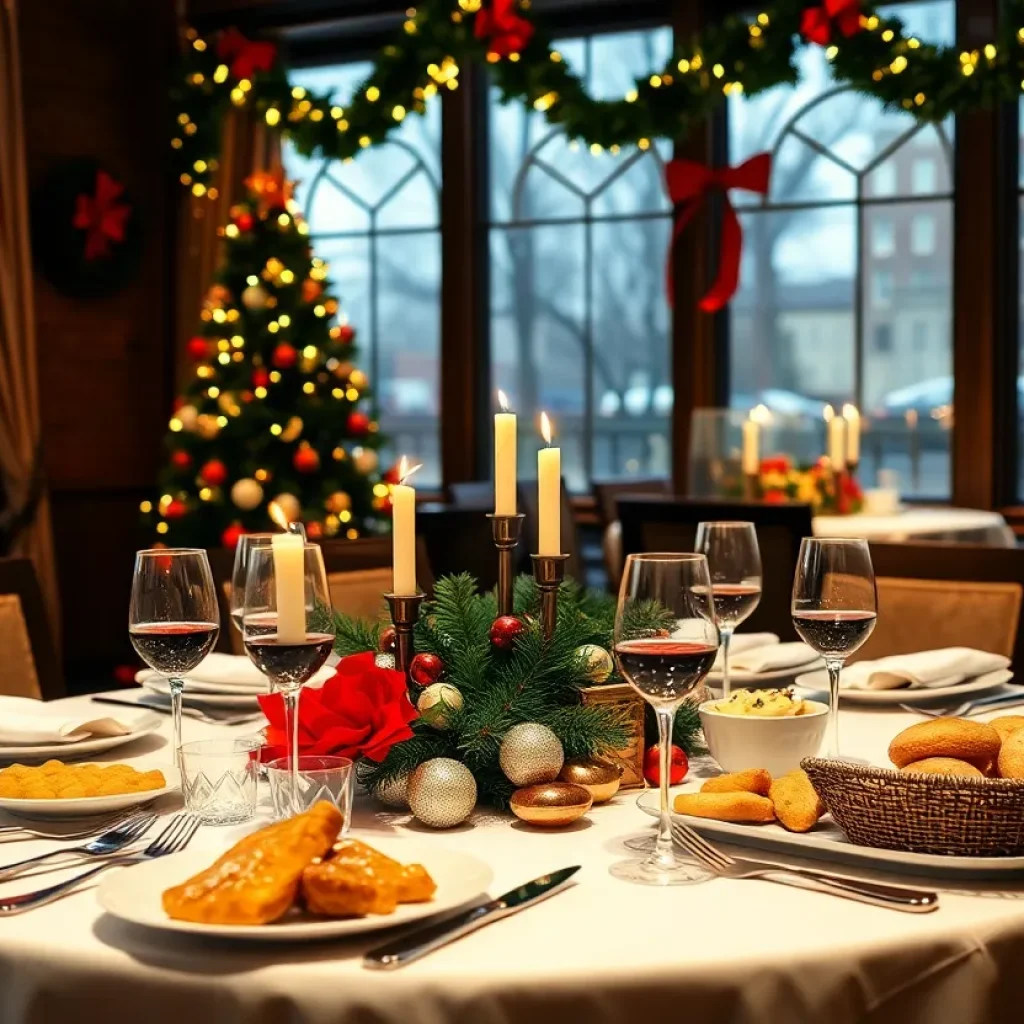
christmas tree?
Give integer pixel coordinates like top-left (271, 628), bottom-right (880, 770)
top-left (144, 171), bottom-right (389, 548)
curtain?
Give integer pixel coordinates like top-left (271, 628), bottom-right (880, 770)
top-left (0, 0), bottom-right (60, 641)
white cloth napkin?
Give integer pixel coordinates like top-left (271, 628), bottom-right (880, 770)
top-left (0, 696), bottom-right (138, 746)
top-left (136, 652), bottom-right (335, 691)
top-left (838, 648), bottom-right (1011, 690)
top-left (712, 633), bottom-right (779, 672)
top-left (724, 642), bottom-right (820, 674)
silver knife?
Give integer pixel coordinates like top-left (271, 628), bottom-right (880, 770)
top-left (363, 865), bottom-right (580, 970)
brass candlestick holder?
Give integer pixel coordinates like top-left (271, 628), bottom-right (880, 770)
top-left (743, 473), bottom-right (759, 501)
top-left (384, 592), bottom-right (425, 678)
top-left (488, 512), bottom-right (525, 617)
top-left (531, 554), bottom-right (569, 643)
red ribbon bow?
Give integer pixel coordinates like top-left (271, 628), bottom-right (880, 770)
top-left (72, 170), bottom-right (132, 262)
top-left (800, 0), bottom-right (862, 46)
top-left (216, 27), bottom-right (277, 81)
top-left (665, 152), bottom-right (772, 313)
top-left (474, 0), bottom-right (535, 57)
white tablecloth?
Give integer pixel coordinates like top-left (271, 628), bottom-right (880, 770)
top-left (3, 694), bottom-right (1024, 1024)
top-left (813, 507), bottom-right (1015, 547)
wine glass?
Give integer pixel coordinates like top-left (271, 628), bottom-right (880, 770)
top-left (242, 542), bottom-right (336, 817)
top-left (612, 553), bottom-right (720, 886)
top-left (695, 521), bottom-right (762, 698)
top-left (791, 538), bottom-right (877, 758)
top-left (229, 534), bottom-right (274, 635)
top-left (129, 549), bottom-right (220, 763)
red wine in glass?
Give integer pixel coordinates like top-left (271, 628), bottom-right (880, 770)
top-left (615, 639), bottom-right (718, 704)
top-left (130, 622), bottom-right (219, 676)
top-left (710, 583), bottom-right (762, 629)
top-left (792, 610), bottom-right (877, 657)
top-left (244, 633), bottom-right (334, 687)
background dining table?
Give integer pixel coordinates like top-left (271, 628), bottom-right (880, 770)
top-left (2, 692), bottom-right (1024, 1024)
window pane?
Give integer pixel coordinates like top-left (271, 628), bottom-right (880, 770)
top-left (727, 0), bottom-right (954, 500)
top-left (283, 63), bottom-right (442, 486)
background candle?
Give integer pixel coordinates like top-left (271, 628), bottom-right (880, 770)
top-left (494, 391), bottom-right (517, 515)
top-left (842, 404), bottom-right (861, 464)
top-left (741, 415), bottom-right (760, 475)
top-left (538, 412), bottom-right (561, 556)
top-left (271, 532), bottom-right (305, 644)
top-left (828, 415), bottom-right (846, 473)
top-left (392, 456), bottom-right (418, 595)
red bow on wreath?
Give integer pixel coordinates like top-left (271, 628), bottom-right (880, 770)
top-left (665, 153), bottom-right (772, 313)
top-left (800, 0), bottom-right (862, 46)
top-left (216, 27), bottom-right (277, 81)
top-left (72, 170), bottom-right (132, 262)
top-left (474, 0), bottom-right (535, 57)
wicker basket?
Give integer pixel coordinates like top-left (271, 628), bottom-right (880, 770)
top-left (802, 757), bottom-right (1024, 857)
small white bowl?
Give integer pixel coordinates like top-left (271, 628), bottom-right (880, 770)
top-left (698, 699), bottom-right (829, 777)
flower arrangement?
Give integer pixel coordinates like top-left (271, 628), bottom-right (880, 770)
top-left (756, 456), bottom-right (863, 515)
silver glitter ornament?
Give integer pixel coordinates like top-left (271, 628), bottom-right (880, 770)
top-left (408, 758), bottom-right (477, 828)
top-left (499, 723), bottom-right (564, 787)
top-left (374, 652), bottom-right (397, 670)
top-left (372, 770), bottom-right (410, 809)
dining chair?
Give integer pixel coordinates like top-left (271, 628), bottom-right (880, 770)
top-left (0, 557), bottom-right (64, 700)
top-left (859, 541), bottom-right (1024, 669)
top-left (617, 496), bottom-right (814, 640)
top-left (592, 478), bottom-right (674, 589)
top-left (417, 506), bottom-right (519, 595)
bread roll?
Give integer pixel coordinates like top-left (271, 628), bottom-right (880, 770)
top-left (997, 729), bottom-right (1024, 779)
top-left (888, 719), bottom-right (1000, 770)
top-left (769, 770), bottom-right (824, 833)
top-left (701, 769), bottom-right (772, 797)
top-left (673, 791), bottom-right (775, 824)
top-left (899, 757), bottom-right (984, 779)
top-left (990, 716), bottom-right (1024, 744)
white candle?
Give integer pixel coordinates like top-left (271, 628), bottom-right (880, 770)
top-left (271, 532), bottom-right (305, 644)
top-left (829, 415), bottom-right (846, 473)
top-left (842, 404), bottom-right (861, 464)
top-left (494, 391), bottom-right (517, 516)
top-left (392, 456), bottom-right (419, 596)
top-left (741, 416), bottom-right (760, 476)
top-left (538, 412), bottom-right (561, 556)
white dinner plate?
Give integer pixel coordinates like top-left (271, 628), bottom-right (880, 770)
top-left (0, 765), bottom-right (179, 819)
top-left (98, 839), bottom-right (494, 941)
top-left (707, 663), bottom-right (821, 686)
top-left (0, 712), bottom-right (163, 764)
top-left (794, 668), bottom-right (1014, 705)
top-left (158, 677), bottom-right (266, 696)
top-left (142, 679), bottom-right (260, 710)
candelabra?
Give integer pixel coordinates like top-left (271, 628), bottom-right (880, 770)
top-left (488, 513), bottom-right (525, 617)
top-left (531, 554), bottom-right (569, 643)
top-left (384, 592), bottom-right (425, 678)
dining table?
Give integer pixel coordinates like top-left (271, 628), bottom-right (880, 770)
top-left (2, 692), bottom-right (1024, 1024)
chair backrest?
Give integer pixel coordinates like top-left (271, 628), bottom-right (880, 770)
top-left (863, 542), bottom-right (1024, 667)
top-left (592, 478), bottom-right (673, 530)
top-left (417, 506), bottom-right (525, 594)
top-left (448, 481), bottom-right (496, 510)
top-left (0, 557), bottom-right (63, 700)
top-left (617, 497), bottom-right (814, 640)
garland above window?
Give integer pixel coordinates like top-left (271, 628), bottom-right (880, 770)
top-left (172, 0), bottom-right (1024, 196)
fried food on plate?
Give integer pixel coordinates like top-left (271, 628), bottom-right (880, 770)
top-left (900, 757), bottom-right (984, 779)
top-left (0, 761), bottom-right (165, 800)
top-left (769, 770), bottom-right (824, 833)
top-left (162, 802), bottom-right (342, 926)
top-left (701, 769), bottom-right (772, 797)
top-left (673, 791), bottom-right (775, 824)
top-left (888, 719), bottom-right (1000, 771)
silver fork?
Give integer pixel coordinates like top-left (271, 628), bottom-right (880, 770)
top-left (0, 814), bottom-right (201, 914)
top-left (670, 819), bottom-right (939, 912)
top-left (0, 811), bottom-right (135, 842)
top-left (0, 814), bottom-right (155, 880)
top-left (898, 690), bottom-right (1024, 719)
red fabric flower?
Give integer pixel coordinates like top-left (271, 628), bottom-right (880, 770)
top-left (763, 490), bottom-right (787, 505)
top-left (216, 28), bottom-right (277, 81)
top-left (257, 652), bottom-right (417, 763)
top-left (759, 456), bottom-right (791, 474)
top-left (801, 0), bottom-right (862, 46)
top-left (474, 0), bottom-right (534, 57)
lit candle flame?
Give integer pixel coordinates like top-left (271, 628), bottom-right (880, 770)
top-left (823, 403), bottom-right (835, 422)
top-left (268, 501), bottom-right (290, 531)
top-left (398, 455), bottom-right (423, 487)
top-left (750, 403), bottom-right (772, 425)
top-left (540, 411), bottom-right (554, 445)
top-left (842, 403), bottom-right (859, 420)
top-left (497, 389), bottom-right (510, 412)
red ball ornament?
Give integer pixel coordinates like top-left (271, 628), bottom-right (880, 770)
top-left (293, 445), bottom-right (320, 474)
top-left (489, 615), bottom-right (525, 650)
top-left (379, 626), bottom-right (397, 653)
top-left (163, 499), bottom-right (187, 520)
top-left (305, 520), bottom-right (324, 540)
top-left (170, 450), bottom-right (192, 471)
top-left (235, 211), bottom-right (255, 233)
top-left (221, 522), bottom-right (246, 549)
top-left (643, 744), bottom-right (688, 787)
top-left (338, 324), bottom-right (355, 344)
top-left (382, 463), bottom-right (401, 485)
top-left (272, 343), bottom-right (298, 370)
top-left (186, 336), bottom-right (210, 362)
top-left (409, 653), bottom-right (444, 687)
top-left (347, 411), bottom-right (370, 435)
top-left (252, 367), bottom-right (270, 389)
top-left (199, 459), bottom-right (228, 487)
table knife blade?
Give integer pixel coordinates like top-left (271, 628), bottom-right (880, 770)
top-left (363, 865), bottom-right (580, 970)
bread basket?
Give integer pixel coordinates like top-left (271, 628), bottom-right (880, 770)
top-left (802, 757), bottom-right (1024, 857)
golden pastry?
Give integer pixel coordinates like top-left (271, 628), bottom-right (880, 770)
top-left (990, 716), bottom-right (1024, 744)
top-left (162, 802), bottom-right (342, 925)
top-left (769, 770), bottom-right (824, 833)
top-left (997, 730), bottom-right (1024, 780)
top-left (673, 791), bottom-right (775, 824)
top-left (888, 719), bottom-right (1000, 770)
top-left (701, 769), bottom-right (772, 797)
top-left (0, 761), bottom-right (165, 800)
top-left (900, 757), bottom-right (984, 778)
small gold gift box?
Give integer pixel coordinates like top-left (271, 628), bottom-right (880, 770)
top-left (580, 682), bottom-right (645, 789)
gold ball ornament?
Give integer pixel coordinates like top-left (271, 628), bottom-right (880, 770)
top-left (408, 758), bottom-right (477, 828)
top-left (417, 683), bottom-right (463, 729)
top-left (325, 490), bottom-right (352, 514)
top-left (204, 284), bottom-right (232, 309)
top-left (230, 477), bottom-right (264, 511)
top-left (577, 644), bottom-right (613, 683)
top-left (241, 284), bottom-right (270, 310)
top-left (372, 771), bottom-right (410, 809)
top-left (499, 723), bottom-right (564, 787)
top-left (176, 404), bottom-right (199, 432)
top-left (351, 446), bottom-right (378, 475)
top-left (333, 361), bottom-right (354, 380)
top-left (510, 783), bottom-right (592, 827)
top-left (196, 414), bottom-right (221, 439)
top-left (280, 416), bottom-right (304, 443)
top-left (271, 492), bottom-right (301, 522)
top-left (348, 369), bottom-right (368, 390)
top-left (558, 757), bottom-right (622, 803)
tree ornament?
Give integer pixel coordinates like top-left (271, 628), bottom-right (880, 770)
top-left (577, 643), bottom-right (613, 683)
top-left (221, 521), bottom-right (246, 549)
top-left (474, 0), bottom-right (535, 57)
top-left (302, 278), bottom-right (323, 303)
top-left (280, 416), bottom-right (304, 443)
top-left (195, 414), bottom-right (220, 439)
top-left (241, 283), bottom-right (270, 310)
top-left (234, 210), bottom-right (254, 233)
top-left (382, 463), bottom-right (402, 485)
top-left (801, 0), bottom-right (862, 46)
top-left (409, 652), bottom-right (444, 687)
top-left (163, 498), bottom-right (187, 520)
top-left (170, 450), bottom-right (193, 471)
top-left (417, 682), bottom-right (463, 729)
top-left (348, 369), bottom-right (368, 391)
top-left (199, 459), bottom-right (228, 487)
top-left (374, 652), bottom-right (397, 671)
top-left (371, 770), bottom-right (409, 809)
top-left (230, 477), bottom-right (264, 510)
top-left (510, 782), bottom-right (592, 827)
top-left (338, 323), bottom-right (355, 344)
top-left (252, 367), bottom-right (270, 389)
top-left (408, 758), bottom-right (476, 828)
top-left (489, 615), bottom-right (525, 650)
top-left (379, 625), bottom-right (397, 653)
top-left (499, 723), bottom-right (564, 787)
top-left (176, 405), bottom-right (198, 432)
top-left (324, 490), bottom-right (351, 515)
top-left (186, 336), bottom-right (210, 361)
top-left (305, 520), bottom-right (324, 540)
top-left (352, 446), bottom-right (378, 475)
top-left (644, 743), bottom-right (688, 786)
top-left (271, 492), bottom-right (300, 521)
top-left (347, 411), bottom-right (370, 435)
top-left (205, 284), bottom-right (232, 308)
top-left (272, 342), bottom-right (297, 369)
top-left (333, 360), bottom-right (354, 380)
top-left (558, 758), bottom-right (622, 803)
top-left (293, 444), bottom-right (320, 474)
